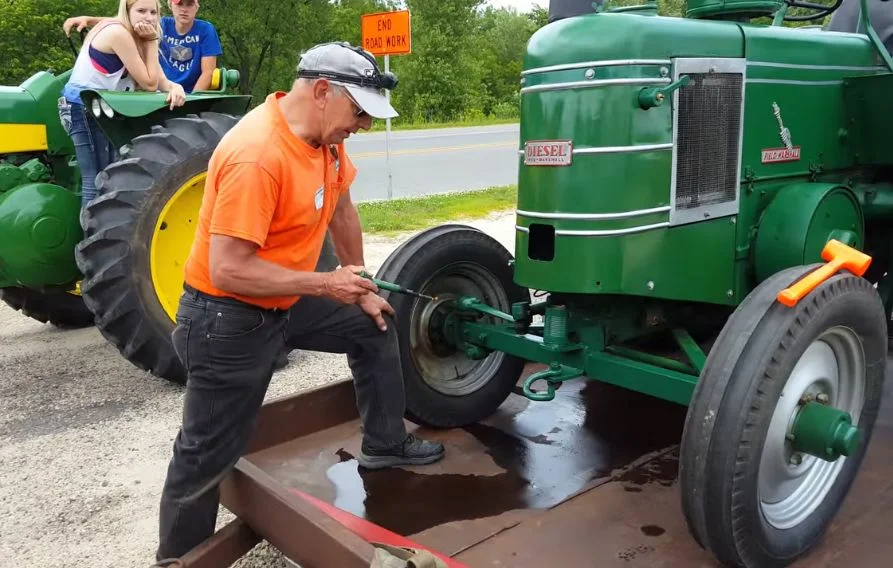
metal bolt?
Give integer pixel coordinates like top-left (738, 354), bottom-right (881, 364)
top-left (790, 453), bottom-right (803, 466)
top-left (726, 290), bottom-right (733, 298)
top-left (730, 217), bottom-right (736, 225)
top-left (585, 68), bottom-right (595, 79)
top-left (710, 66), bottom-right (717, 73)
top-left (660, 66), bottom-right (669, 77)
top-left (817, 393), bottom-right (830, 404)
top-left (647, 281), bottom-right (655, 290)
top-left (800, 393), bottom-right (815, 405)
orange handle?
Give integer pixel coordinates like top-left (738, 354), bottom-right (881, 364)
top-left (777, 258), bottom-right (844, 307)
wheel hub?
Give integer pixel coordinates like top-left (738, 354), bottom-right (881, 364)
top-left (758, 326), bottom-right (865, 530)
top-left (790, 400), bottom-right (861, 461)
top-left (407, 263), bottom-right (511, 397)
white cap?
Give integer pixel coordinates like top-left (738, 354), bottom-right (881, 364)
top-left (298, 42), bottom-right (399, 119)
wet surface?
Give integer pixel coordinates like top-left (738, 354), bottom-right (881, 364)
top-left (240, 361), bottom-right (893, 567)
top-left (640, 525), bottom-right (666, 537)
top-left (314, 378), bottom-right (689, 537)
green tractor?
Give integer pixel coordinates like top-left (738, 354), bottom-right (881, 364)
top-left (0, 33), bottom-right (251, 383)
top-left (367, 0), bottom-right (893, 566)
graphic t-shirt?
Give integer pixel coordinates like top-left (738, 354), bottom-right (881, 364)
top-left (158, 17), bottom-right (223, 92)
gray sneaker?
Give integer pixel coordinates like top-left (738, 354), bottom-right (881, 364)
top-left (358, 434), bottom-right (445, 469)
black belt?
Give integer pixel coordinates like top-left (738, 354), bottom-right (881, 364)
top-left (183, 284), bottom-right (287, 314)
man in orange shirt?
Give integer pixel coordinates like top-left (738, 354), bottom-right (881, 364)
top-left (153, 42), bottom-right (445, 562)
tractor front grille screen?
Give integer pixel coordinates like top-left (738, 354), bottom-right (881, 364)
top-left (674, 72), bottom-right (742, 210)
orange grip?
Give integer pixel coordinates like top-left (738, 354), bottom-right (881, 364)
top-left (777, 259), bottom-right (844, 307)
top-left (776, 239), bottom-right (872, 308)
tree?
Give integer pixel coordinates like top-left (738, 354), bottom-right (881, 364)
top-left (0, 0), bottom-right (116, 86)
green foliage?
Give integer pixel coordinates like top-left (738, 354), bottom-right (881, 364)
top-left (0, 0), bottom-right (842, 125)
top-left (358, 184), bottom-right (517, 234)
top-left (0, 0), bottom-right (116, 86)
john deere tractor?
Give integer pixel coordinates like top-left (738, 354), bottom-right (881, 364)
top-left (367, 0), bottom-right (893, 566)
top-left (0, 33), bottom-right (250, 383)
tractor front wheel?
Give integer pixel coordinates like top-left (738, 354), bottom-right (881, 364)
top-left (75, 112), bottom-right (241, 384)
top-left (375, 225), bottom-right (528, 428)
top-left (679, 264), bottom-right (887, 567)
top-left (0, 285), bottom-right (94, 328)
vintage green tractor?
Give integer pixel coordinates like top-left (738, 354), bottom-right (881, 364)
top-left (370, 0), bottom-right (893, 566)
top-left (0, 35), bottom-right (251, 383)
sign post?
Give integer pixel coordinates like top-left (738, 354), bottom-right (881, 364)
top-left (361, 10), bottom-right (411, 199)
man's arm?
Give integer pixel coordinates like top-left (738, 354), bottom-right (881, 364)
top-left (207, 162), bottom-right (376, 303)
top-left (328, 191), bottom-right (365, 266)
top-left (209, 235), bottom-right (375, 303)
top-left (192, 56), bottom-right (218, 91)
top-left (193, 22), bottom-right (224, 91)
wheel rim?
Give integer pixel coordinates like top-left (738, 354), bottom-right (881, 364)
top-left (758, 325), bottom-right (866, 530)
top-left (150, 173), bottom-right (206, 322)
top-left (408, 261), bottom-right (510, 396)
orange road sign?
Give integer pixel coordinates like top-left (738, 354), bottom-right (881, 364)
top-left (361, 10), bottom-right (411, 56)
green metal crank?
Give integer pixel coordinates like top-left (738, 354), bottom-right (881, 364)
top-left (357, 271), bottom-right (435, 301)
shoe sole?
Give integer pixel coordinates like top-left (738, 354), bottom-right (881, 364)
top-left (357, 451), bottom-right (445, 470)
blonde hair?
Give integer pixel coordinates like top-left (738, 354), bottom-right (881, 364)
top-left (115, 0), bottom-right (162, 38)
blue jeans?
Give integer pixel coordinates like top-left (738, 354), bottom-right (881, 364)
top-left (61, 101), bottom-right (117, 210)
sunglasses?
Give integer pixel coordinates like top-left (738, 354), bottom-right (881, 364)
top-left (342, 89), bottom-right (368, 118)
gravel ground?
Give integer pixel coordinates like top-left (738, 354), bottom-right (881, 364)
top-left (0, 212), bottom-right (516, 568)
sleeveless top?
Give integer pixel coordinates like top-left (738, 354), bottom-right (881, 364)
top-left (62, 20), bottom-right (136, 104)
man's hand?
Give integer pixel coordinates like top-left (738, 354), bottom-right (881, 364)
top-left (321, 265), bottom-right (379, 304)
top-left (357, 292), bottom-right (395, 332)
top-left (63, 16), bottom-right (90, 37)
top-left (166, 83), bottom-right (186, 109)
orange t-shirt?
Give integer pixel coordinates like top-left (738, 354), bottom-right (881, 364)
top-left (183, 91), bottom-right (357, 310)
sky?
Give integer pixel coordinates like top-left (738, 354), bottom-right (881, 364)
top-left (486, 0), bottom-right (546, 13)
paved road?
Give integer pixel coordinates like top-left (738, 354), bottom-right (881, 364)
top-left (342, 123), bottom-right (520, 202)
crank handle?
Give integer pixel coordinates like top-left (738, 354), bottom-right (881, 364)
top-left (638, 75), bottom-right (691, 109)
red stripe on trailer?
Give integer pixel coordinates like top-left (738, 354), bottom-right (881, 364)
top-left (290, 489), bottom-right (469, 568)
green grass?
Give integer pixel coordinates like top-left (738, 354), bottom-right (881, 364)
top-left (358, 185), bottom-right (517, 235)
top-left (367, 116), bottom-right (518, 132)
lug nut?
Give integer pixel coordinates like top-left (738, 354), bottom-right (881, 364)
top-left (817, 393), bottom-right (829, 404)
top-left (790, 453), bottom-right (803, 466)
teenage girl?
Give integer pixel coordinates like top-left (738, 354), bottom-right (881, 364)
top-left (60, 0), bottom-right (187, 209)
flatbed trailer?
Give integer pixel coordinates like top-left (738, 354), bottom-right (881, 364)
top-left (171, 362), bottom-right (893, 568)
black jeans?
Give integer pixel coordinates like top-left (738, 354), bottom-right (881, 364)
top-left (156, 286), bottom-right (409, 560)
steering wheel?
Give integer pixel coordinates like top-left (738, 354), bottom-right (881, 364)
top-left (67, 27), bottom-right (88, 59)
top-left (782, 0), bottom-right (844, 21)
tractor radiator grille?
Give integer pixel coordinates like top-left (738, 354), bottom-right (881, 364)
top-left (673, 72), bottom-right (743, 211)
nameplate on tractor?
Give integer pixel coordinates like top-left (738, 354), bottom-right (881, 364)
top-left (524, 140), bottom-right (573, 166)
top-left (761, 146), bottom-right (801, 164)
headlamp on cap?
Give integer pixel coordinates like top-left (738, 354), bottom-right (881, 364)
top-left (298, 43), bottom-right (398, 91)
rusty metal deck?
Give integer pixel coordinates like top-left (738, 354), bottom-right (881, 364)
top-left (189, 363), bottom-right (893, 568)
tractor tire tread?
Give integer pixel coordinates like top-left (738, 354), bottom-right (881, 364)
top-left (75, 112), bottom-right (240, 383)
top-left (681, 266), bottom-right (887, 568)
top-left (376, 225), bottom-right (526, 428)
top-left (0, 286), bottom-right (95, 329)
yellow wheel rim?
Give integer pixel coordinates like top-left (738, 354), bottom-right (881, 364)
top-left (150, 173), bottom-right (206, 322)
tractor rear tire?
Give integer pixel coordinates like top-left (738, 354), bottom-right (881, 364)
top-left (375, 225), bottom-right (528, 428)
top-left (679, 264), bottom-right (887, 567)
top-left (75, 112), bottom-right (241, 384)
top-left (0, 286), bottom-right (94, 328)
